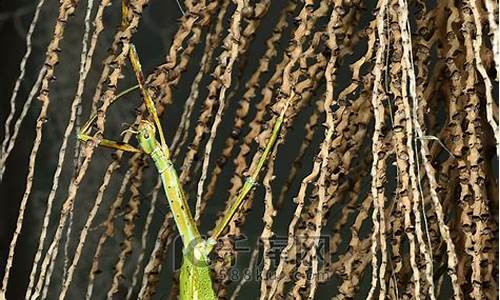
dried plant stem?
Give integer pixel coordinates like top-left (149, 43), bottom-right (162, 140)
top-left (25, 0), bottom-right (115, 297)
top-left (366, 1), bottom-right (388, 299)
top-left (295, 5), bottom-right (380, 298)
top-left (468, 0), bottom-right (499, 155)
top-left (258, 141), bottom-right (279, 299)
top-left (268, 161), bottom-right (321, 299)
top-left (59, 161), bottom-right (120, 299)
top-left (307, 2), bottom-right (341, 298)
top-left (264, 5), bottom-right (332, 297)
top-left (66, 0), bottom-right (96, 286)
top-left (462, 5), bottom-right (495, 298)
top-left (310, 11), bottom-right (379, 296)
top-left (484, 0), bottom-right (499, 80)
top-left (440, 2), bottom-right (470, 293)
top-left (61, 200), bottom-right (74, 284)
top-left (330, 196), bottom-right (373, 299)
top-left (84, 169), bottom-right (132, 299)
top-left (389, 7), bottom-right (422, 297)
top-left (0, 65), bottom-right (46, 182)
top-left (106, 156), bottom-right (146, 299)
top-left (28, 1), bottom-right (148, 297)
top-left (304, 31), bottom-right (375, 273)
top-left (0, 0), bottom-right (46, 181)
top-left (147, 0), bottom-right (219, 117)
top-left (1, 1), bottom-right (80, 298)
top-left (137, 213), bottom-right (175, 300)
top-left (178, 0), bottom-right (271, 185)
top-left (266, 58), bottom-right (329, 300)
top-left (397, 0), bottom-right (436, 298)
top-left (230, 9), bottom-right (328, 297)
top-left (126, 176), bottom-right (162, 300)
top-left (203, 0), bottom-right (296, 210)
top-left (195, 0), bottom-right (246, 221)
top-left (277, 100), bottom-right (321, 208)
top-left (411, 2), bottom-right (461, 299)
top-left (230, 245), bottom-right (260, 300)
top-left (40, 241), bottom-right (58, 300)
top-left (171, 0), bottom-right (229, 156)
top-left (320, 157), bottom-right (371, 279)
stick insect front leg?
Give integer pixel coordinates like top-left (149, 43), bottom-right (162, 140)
top-left (77, 84), bottom-right (140, 153)
top-left (77, 116), bottom-right (141, 154)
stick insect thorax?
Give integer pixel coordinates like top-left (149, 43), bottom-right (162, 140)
top-left (136, 120), bottom-right (203, 249)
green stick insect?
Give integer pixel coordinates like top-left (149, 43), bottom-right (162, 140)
top-left (78, 2), bottom-right (285, 299)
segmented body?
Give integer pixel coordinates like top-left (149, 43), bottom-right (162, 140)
top-left (137, 121), bottom-right (217, 299)
top-left (180, 246), bottom-right (217, 300)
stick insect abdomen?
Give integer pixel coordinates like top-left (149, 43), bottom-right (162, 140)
top-left (180, 241), bottom-right (217, 300)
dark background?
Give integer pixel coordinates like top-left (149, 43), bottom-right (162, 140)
top-left (1, 0), bottom-right (495, 299)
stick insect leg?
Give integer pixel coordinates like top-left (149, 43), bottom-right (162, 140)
top-left (207, 110), bottom-right (285, 253)
top-left (121, 0), bottom-right (169, 152)
top-left (78, 84), bottom-right (139, 136)
top-left (77, 116), bottom-right (141, 153)
top-left (127, 46), bottom-right (169, 152)
top-left (76, 83), bottom-right (141, 154)
top-left (75, 0), bottom-right (141, 155)
top-left (77, 133), bottom-right (141, 153)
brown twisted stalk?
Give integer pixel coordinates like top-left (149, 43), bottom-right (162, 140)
top-left (26, 0), bottom-right (110, 297)
top-left (0, 0), bottom-right (47, 182)
top-left (468, 0), bottom-right (499, 155)
top-left (461, 5), bottom-right (495, 298)
top-left (409, 0), bottom-right (461, 298)
top-left (307, 1), bottom-right (342, 298)
top-left (397, 0), bottom-right (436, 298)
top-left (84, 168), bottom-right (132, 299)
top-left (387, 2), bottom-right (422, 296)
top-left (1, 1), bottom-right (80, 298)
top-left (178, 0), bottom-right (272, 186)
top-left (137, 212), bottom-right (176, 299)
top-left (106, 155), bottom-right (147, 298)
top-left (195, 0), bottom-right (247, 221)
top-left (263, 1), bottom-right (329, 297)
top-left (171, 0), bottom-right (230, 158)
top-left (258, 134), bottom-right (280, 299)
top-left (28, 2), bottom-right (148, 298)
top-left (126, 176), bottom-right (162, 299)
top-left (203, 0), bottom-right (297, 210)
top-left (366, 1), bottom-right (390, 298)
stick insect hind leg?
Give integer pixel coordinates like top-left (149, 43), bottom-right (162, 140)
top-left (206, 96), bottom-right (288, 254)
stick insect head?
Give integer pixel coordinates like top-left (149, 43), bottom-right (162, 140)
top-left (136, 120), bottom-right (158, 154)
